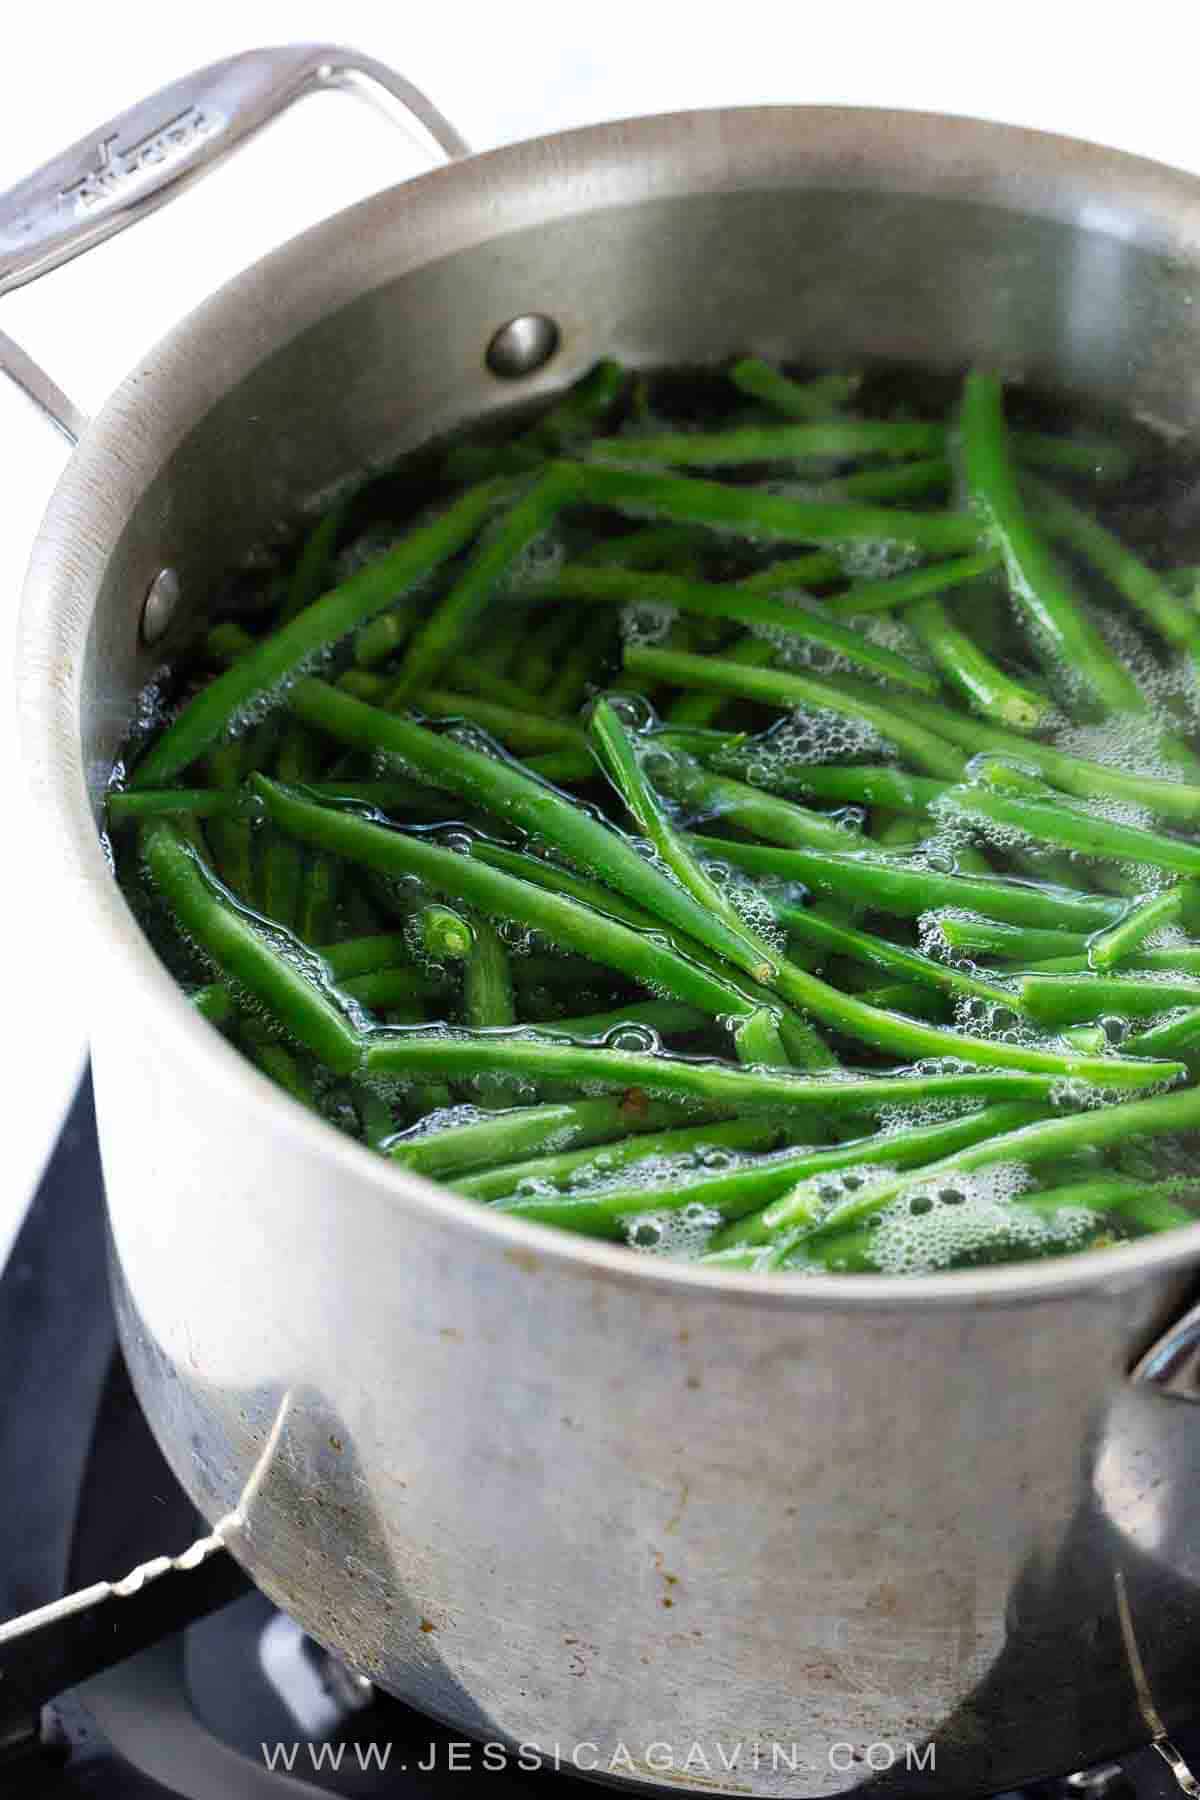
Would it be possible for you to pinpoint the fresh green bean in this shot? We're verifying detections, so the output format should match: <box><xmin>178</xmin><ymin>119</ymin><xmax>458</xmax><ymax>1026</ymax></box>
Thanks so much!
<box><xmin>905</xmin><ymin>595</ymin><xmax>1050</xmax><ymax>730</ymax></box>
<box><xmin>587</xmin><ymin>698</ymin><xmax>778</xmax><ymax>981</ymax></box>
<box><xmin>937</xmin><ymin>786</ymin><xmax>1200</xmax><ymax>879</ymax></box>
<box><xmin>1087</xmin><ymin>886</ymin><xmax>1188</xmax><ymax>970</ymax></box>
<box><xmin>251</xmin><ymin>776</ymin><xmax>759</xmax><ymax>1022</ymax></box>
<box><xmin>571</xmin><ymin>462</ymin><xmax>982</xmax><ymax>555</ymax></box>
<box><xmin>623</xmin><ymin>646</ymin><xmax>968</xmax><ymax>779</ymax></box>
<box><xmin>648</xmin><ymin>753</ymin><xmax>864</xmax><ymax>852</ymax></box>
<box><xmin>132</xmin><ymin>479</ymin><xmax>509</xmax><ymax>787</ymax></box>
<box><xmin>539</xmin><ymin>998</ymin><xmax>708</xmax><ymax>1040</ymax></box>
<box><xmin>822</xmin><ymin>551</ymin><xmax>1004</xmax><ymax>616</ymax></box>
<box><xmin>362</xmin><ymin>1028</ymin><xmax>1103</xmax><ymax>1112</ymax></box>
<box><xmin>961</xmin><ymin>371</ymin><xmax>1147</xmax><ymax>715</ymax></box>
<box><xmin>734</xmin><ymin>1007</ymin><xmax>792</xmax><ymax>1068</ymax></box>
<box><xmin>739</xmin><ymin>552</ymin><xmax>844</xmax><ymax>591</ymax></box>
<box><xmin>788</xmin><ymin>1086</ymin><xmax>1200</xmax><ymax>1248</ymax></box>
<box><xmin>727</xmin><ymin>361</ymin><xmax>862</xmax><ymax>420</ymax></box>
<box><xmin>926</xmin><ymin>916</ymin><xmax>1088</xmax><ymax>962</ymax></box>
<box><xmin>397</xmin><ymin>688</ymin><xmax>587</xmax><ymax>755</ymax></box>
<box><xmin>1020</xmin><ymin>973</ymin><xmax>1200</xmax><ymax>1027</ymax></box>
<box><xmin>389</xmin><ymin>1092</ymin><xmax>695</xmax><ymax>1179</ymax></box>
<box><xmin>885</xmin><ymin>689</ymin><xmax>1200</xmax><ymax>824</ymax></box>
<box><xmin>283</xmin><ymin>681</ymin><xmax>800</xmax><ymax>987</ymax></box>
<box><xmin>1123</xmin><ymin>1009</ymin><xmax>1200</xmax><ymax>1067</ymax></box>
<box><xmin>1027</xmin><ymin>472</ymin><xmax>1198</xmax><ymax>649</ymax></box>
<box><xmin>141</xmin><ymin>819</ymin><xmax>361</xmax><ymax>1073</ymax></box>
<box><xmin>464</xmin><ymin>916</ymin><xmax>516</xmax><ymax>1040</ymax></box>
<box><xmin>281</xmin><ymin>498</ymin><xmax>348</xmax><ymax>625</ymax></box>
<box><xmin>776</xmin><ymin>904</ymin><xmax>1016</xmax><ymax>1008</ymax></box>
<box><xmin>421</xmin><ymin>905</ymin><xmax>474</xmax><ymax>960</ymax></box>
<box><xmin>589</xmin><ymin>420</ymin><xmax>945</xmax><ymax>467</ymax></box>
<box><xmin>391</xmin><ymin>468</ymin><xmax>579</xmax><ymax>694</ymax></box>
<box><xmin>690</xmin><ymin>837</ymin><xmax>1124</xmax><ymax>931</ymax></box>
<box><xmin>456</xmin><ymin>1114</ymin><xmax>780</xmax><ymax>1202</ymax></box>
<box><xmin>535</xmin><ymin>563</ymin><xmax>939</xmax><ymax>692</ymax></box>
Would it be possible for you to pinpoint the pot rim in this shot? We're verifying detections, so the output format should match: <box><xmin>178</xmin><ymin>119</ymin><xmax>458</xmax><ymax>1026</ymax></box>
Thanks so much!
<box><xmin>21</xmin><ymin>99</ymin><xmax>1200</xmax><ymax>1313</ymax></box>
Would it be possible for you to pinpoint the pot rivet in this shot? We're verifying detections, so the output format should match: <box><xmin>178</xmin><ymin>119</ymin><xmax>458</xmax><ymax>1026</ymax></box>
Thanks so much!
<box><xmin>485</xmin><ymin>314</ymin><xmax>560</xmax><ymax>379</ymax></box>
<box><xmin>141</xmin><ymin>567</ymin><xmax>181</xmax><ymax>646</ymax></box>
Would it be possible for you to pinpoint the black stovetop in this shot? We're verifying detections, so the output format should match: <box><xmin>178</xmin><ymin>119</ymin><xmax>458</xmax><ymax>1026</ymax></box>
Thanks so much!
<box><xmin>0</xmin><ymin>1071</ymin><xmax>1196</xmax><ymax>1800</ymax></box>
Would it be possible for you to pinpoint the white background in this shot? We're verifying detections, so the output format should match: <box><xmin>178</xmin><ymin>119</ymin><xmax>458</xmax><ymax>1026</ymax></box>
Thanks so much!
<box><xmin>3</xmin><ymin>0</ymin><xmax>1200</xmax><ymax>1264</ymax></box>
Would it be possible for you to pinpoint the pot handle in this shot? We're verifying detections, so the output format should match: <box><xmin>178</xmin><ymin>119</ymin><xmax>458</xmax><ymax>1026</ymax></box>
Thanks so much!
<box><xmin>0</xmin><ymin>45</ymin><xmax>469</xmax><ymax>443</ymax></box>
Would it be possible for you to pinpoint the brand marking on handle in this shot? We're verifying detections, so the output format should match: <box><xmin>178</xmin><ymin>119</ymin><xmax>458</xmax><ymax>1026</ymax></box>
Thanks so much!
<box><xmin>61</xmin><ymin>105</ymin><xmax>217</xmax><ymax>212</ymax></box>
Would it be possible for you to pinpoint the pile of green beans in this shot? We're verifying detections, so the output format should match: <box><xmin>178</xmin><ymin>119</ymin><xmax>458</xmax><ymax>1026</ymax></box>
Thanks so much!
<box><xmin>107</xmin><ymin>357</ymin><xmax>1200</xmax><ymax>1275</ymax></box>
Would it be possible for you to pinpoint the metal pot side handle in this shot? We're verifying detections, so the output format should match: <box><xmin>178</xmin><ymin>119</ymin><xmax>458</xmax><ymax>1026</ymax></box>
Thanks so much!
<box><xmin>1131</xmin><ymin>1293</ymin><xmax>1200</xmax><ymax>1399</ymax></box>
<box><xmin>0</xmin><ymin>44</ymin><xmax>469</xmax><ymax>443</ymax></box>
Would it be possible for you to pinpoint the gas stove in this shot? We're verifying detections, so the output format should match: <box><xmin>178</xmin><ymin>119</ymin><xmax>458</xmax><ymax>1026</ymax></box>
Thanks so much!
<box><xmin>2</xmin><ymin>1073</ymin><xmax>1198</xmax><ymax>1800</ymax></box>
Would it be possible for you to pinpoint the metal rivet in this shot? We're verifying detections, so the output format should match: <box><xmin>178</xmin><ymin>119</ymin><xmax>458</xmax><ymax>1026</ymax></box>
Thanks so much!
<box><xmin>485</xmin><ymin>314</ymin><xmax>560</xmax><ymax>379</ymax></box>
<box><xmin>141</xmin><ymin>567</ymin><xmax>181</xmax><ymax>646</ymax></box>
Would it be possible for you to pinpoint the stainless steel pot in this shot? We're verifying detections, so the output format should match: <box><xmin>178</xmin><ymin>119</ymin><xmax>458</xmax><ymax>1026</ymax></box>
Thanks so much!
<box><xmin>16</xmin><ymin>45</ymin><xmax>1200</xmax><ymax>1797</ymax></box>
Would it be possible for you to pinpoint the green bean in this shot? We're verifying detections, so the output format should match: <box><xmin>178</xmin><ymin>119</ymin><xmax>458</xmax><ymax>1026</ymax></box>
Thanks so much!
<box><xmin>580</xmin><ymin>524</ymin><xmax>710</xmax><ymax>570</ymax></box>
<box><xmin>1087</xmin><ymin>886</ymin><xmax>1188</xmax><ymax>970</ymax></box>
<box><xmin>788</xmin><ymin>1086</ymin><xmax>1200</xmax><ymax>1247</ymax></box>
<box><xmin>536</xmin><ymin>564</ymin><xmax>938</xmax><ymax>692</ymax></box>
<box><xmin>1123</xmin><ymin>1009</ymin><xmax>1200</xmax><ymax>1067</ymax></box>
<box><xmin>545</xmin><ymin>613</ymin><xmax>617</xmax><ymax>714</ymax></box>
<box><xmin>739</xmin><ymin>552</ymin><xmax>844</xmax><ymax>591</ymax></box>
<box><xmin>734</xmin><ymin>1007</ymin><xmax>792</xmax><ymax>1068</ymax></box>
<box><xmin>133</xmin><ymin>480</ymin><xmax>510</xmax><ymax>787</ymax></box>
<box><xmin>456</xmin><ymin>1114</ymin><xmax>779</xmax><ymax>1202</ymax></box>
<box><xmin>690</xmin><ymin>837</ymin><xmax>1123</xmax><ymax>931</ymax></box>
<box><xmin>822</xmin><ymin>551</ymin><xmax>1004</xmax><ymax>616</ymax></box>
<box><xmin>886</xmin><ymin>690</ymin><xmax>1200</xmax><ymax>825</ymax></box>
<box><xmin>623</xmin><ymin>646</ymin><xmax>967</xmax><ymax>779</ymax></box>
<box><xmin>283</xmin><ymin>681</ymin><xmax>799</xmax><ymax>987</ymax></box>
<box><xmin>391</xmin><ymin>468</ymin><xmax>579</xmax><ymax>694</ymax></box>
<box><xmin>937</xmin><ymin>786</ymin><xmax>1200</xmax><ymax>879</ymax></box>
<box><xmin>464</xmin><ymin>915</ymin><xmax>516</xmax><ymax>1041</ymax></box>
<box><xmin>467</xmin><ymin>838</ymin><xmax>836</xmax><ymax>1072</ymax></box>
<box><xmin>858</xmin><ymin>984</ymin><xmax>951</xmax><ymax>1022</ymax></box>
<box><xmin>961</xmin><ymin>371</ymin><xmax>1147</xmax><ymax>716</ymax></box>
<box><xmin>688</xmin><ymin>1102</ymin><xmax>1050</xmax><ymax>1250</ymax></box>
<box><xmin>531</xmin><ymin>359</ymin><xmax>627</xmax><ymax>447</ymax></box>
<box><xmin>252</xmin><ymin>776</ymin><xmax>759</xmax><ymax>1022</ymax></box>
<box><xmin>281</xmin><ymin>497</ymin><xmax>348</xmax><ymax>625</ymax></box>
<box><xmin>1027</xmin><ymin>473</ymin><xmax>1198</xmax><ymax>649</ymax></box>
<box><xmin>1020</xmin><ymin>973</ymin><xmax>1200</xmax><ymax>1027</ymax></box>
<box><xmin>140</xmin><ymin>819</ymin><xmax>361</xmax><ymax>1073</ymax></box>
<box><xmin>202</xmin><ymin>742</ymin><xmax>255</xmax><ymax>900</ymax></box>
<box><xmin>441</xmin><ymin>657</ymin><xmax>560</xmax><ymax>719</ymax></box>
<box><xmin>107</xmin><ymin>787</ymin><xmax>252</xmax><ymax>822</ymax></box>
<box><xmin>589</xmin><ymin>420</ymin><xmax>946</xmax><ymax>467</ymax></box>
<box><xmin>927</xmin><ymin>915</ymin><xmax>1088</xmax><ymax>962</ymax></box>
<box><xmin>206</xmin><ymin>621</ymin><xmax>257</xmax><ymax>664</ymax></box>
<box><xmin>539</xmin><ymin>998</ymin><xmax>708</xmax><ymax>1040</ymax></box>
<box><xmin>905</xmin><ymin>595</ymin><xmax>1050</xmax><ymax>730</ymax></box>
<box><xmin>239</xmin><ymin>1026</ymin><xmax>319</xmax><ymax>1110</ymax></box>
<box><xmin>395</xmin><ymin>688</ymin><xmax>587</xmax><ymax>755</ymax></box>
<box><xmin>834</xmin><ymin>457</ymin><xmax>954</xmax><ymax>502</ymax></box>
<box><xmin>421</xmin><ymin>904</ymin><xmax>474</xmax><ymax>960</ymax></box>
<box><xmin>588</xmin><ymin>698</ymin><xmax>779</xmax><ymax>982</ymax></box>
<box><xmin>650</xmin><ymin>753</ymin><xmax>864</xmax><ymax>852</ymax></box>
<box><xmin>340</xmin><ymin>969</ymin><xmax>449</xmax><ymax>1009</ymax></box>
<box><xmin>363</xmin><ymin>1028</ymin><xmax>1100</xmax><ymax>1112</ymax></box>
<box><xmin>389</xmin><ymin>1092</ymin><xmax>693</xmax><ymax>1179</ymax></box>
<box><xmin>296</xmin><ymin>851</ymin><xmax>339</xmax><ymax>946</ymax></box>
<box><xmin>570</xmin><ymin>462</ymin><xmax>982</xmax><ymax>555</ymax></box>
<box><xmin>775</xmin><ymin>905</ymin><xmax>1016</xmax><ymax>1008</ymax></box>
<box><xmin>665</xmin><ymin>636</ymin><xmax>775</xmax><ymax>728</ymax></box>
<box><xmin>353</xmin><ymin>596</ymin><xmax>426</xmax><ymax>668</ymax></box>
<box><xmin>191</xmin><ymin>984</ymin><xmax>236</xmax><ymax>1027</ymax></box>
<box><xmin>260</xmin><ymin>723</ymin><xmax>320</xmax><ymax>929</ymax></box>
<box><xmin>727</xmin><ymin>361</ymin><xmax>862</xmax><ymax>420</ymax></box>
<box><xmin>722</xmin><ymin>762</ymin><xmax>945</xmax><ymax>815</ymax></box>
